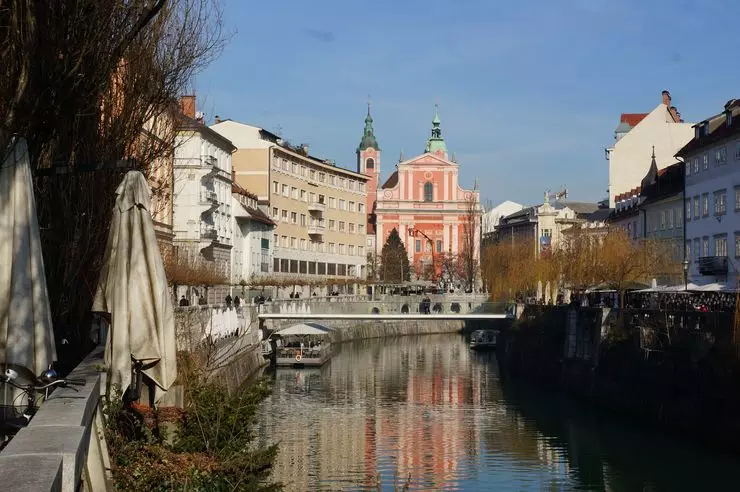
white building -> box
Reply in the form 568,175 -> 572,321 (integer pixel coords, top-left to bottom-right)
482,200 -> 524,239
231,183 -> 275,287
173,96 -> 237,283
606,90 -> 694,207
678,99 -> 740,288
496,198 -> 603,256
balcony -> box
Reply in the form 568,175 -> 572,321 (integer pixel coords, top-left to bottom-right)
201,155 -> 217,168
308,222 -> 325,236
201,226 -> 217,240
308,201 -> 325,213
698,256 -> 728,276
200,190 -> 217,203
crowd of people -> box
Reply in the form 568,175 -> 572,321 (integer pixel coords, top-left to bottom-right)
626,291 -> 736,312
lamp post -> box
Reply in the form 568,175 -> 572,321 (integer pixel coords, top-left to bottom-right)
409,228 -> 436,283
682,259 -> 690,291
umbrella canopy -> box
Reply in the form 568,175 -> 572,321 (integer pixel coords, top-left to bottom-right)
277,323 -> 333,337
93,171 -> 176,400
0,137 -> 57,381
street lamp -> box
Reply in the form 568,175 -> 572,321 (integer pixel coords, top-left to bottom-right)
682,259 -> 690,291
409,228 -> 436,283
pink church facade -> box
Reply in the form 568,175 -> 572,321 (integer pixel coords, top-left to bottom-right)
357,105 -> 481,281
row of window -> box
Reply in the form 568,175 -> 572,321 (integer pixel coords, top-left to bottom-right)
414,239 -> 445,253
273,258 -> 361,277
685,146 -> 740,177
650,206 -> 683,232
270,207 -> 365,233
272,181 -> 366,213
684,188 -> 740,221
272,157 -> 365,193
685,234 -> 735,261
273,234 -> 365,256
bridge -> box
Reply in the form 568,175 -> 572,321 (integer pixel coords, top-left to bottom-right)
258,313 -> 508,321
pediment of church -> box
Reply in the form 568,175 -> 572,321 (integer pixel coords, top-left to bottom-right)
401,152 -> 453,167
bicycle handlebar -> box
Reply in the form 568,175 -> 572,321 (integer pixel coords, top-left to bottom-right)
0,377 -> 86,393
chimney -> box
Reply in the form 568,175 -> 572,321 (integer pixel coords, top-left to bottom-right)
669,106 -> 680,122
180,95 -> 195,119
301,143 -> 309,155
215,115 -> 222,124
661,90 -> 671,107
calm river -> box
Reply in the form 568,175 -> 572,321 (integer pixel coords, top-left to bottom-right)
257,333 -> 737,491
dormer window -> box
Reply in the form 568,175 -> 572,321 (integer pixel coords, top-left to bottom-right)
727,111 -> 733,128
695,126 -> 701,139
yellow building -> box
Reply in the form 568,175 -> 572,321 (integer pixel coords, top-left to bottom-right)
211,120 -> 369,296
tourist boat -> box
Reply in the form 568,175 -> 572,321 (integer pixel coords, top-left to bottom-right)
469,329 -> 499,350
273,323 -> 334,367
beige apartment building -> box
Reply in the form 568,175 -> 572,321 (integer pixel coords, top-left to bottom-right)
211,120 -> 369,295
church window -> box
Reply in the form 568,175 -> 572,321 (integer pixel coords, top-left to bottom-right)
424,182 -> 433,202
366,158 -> 375,169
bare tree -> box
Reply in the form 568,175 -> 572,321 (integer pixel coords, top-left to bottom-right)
459,190 -> 481,292
1,0 -> 228,361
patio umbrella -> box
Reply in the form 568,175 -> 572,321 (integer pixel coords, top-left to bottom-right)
93,171 -> 176,402
0,137 -> 57,384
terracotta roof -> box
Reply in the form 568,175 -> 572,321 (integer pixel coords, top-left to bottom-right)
620,113 -> 648,127
246,206 -> 275,226
231,181 -> 258,201
381,171 -> 398,189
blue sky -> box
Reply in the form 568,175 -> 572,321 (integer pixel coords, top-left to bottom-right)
195,0 -> 740,207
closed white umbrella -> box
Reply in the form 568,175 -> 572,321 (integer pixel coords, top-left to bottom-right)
93,171 -> 176,402
0,137 -> 57,383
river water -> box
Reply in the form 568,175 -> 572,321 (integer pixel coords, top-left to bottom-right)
257,333 -> 737,491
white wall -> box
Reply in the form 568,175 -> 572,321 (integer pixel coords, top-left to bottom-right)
173,130 -> 235,270
608,104 -> 693,207
210,120 -> 273,149
482,201 -> 524,235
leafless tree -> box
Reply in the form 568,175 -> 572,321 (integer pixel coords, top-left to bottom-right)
0,0 -> 228,360
459,190 -> 481,292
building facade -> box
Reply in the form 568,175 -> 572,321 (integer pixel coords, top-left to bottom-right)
639,159 -> 684,265
367,106 -> 481,283
481,200 -> 524,249
606,90 -> 693,207
496,199 -> 603,256
678,99 -> 740,288
231,183 -> 276,286
211,120 -> 369,295
173,96 -> 236,283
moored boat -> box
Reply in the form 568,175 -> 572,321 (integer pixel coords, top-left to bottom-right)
273,323 -> 333,367
469,329 -> 499,350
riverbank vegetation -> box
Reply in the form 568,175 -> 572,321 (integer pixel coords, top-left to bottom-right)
103,356 -> 280,491
483,227 -> 680,306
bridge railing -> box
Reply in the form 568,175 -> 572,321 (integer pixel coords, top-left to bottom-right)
259,297 -> 502,316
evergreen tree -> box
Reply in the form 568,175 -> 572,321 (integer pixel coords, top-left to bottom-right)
380,228 -> 411,283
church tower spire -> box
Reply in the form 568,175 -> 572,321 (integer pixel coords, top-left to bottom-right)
358,102 -> 380,152
425,104 -> 448,159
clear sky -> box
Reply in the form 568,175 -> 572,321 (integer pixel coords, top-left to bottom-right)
195,0 -> 740,207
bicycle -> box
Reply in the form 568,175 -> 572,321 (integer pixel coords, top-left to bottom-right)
0,367 -> 85,449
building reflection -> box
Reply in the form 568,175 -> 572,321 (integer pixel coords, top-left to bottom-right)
258,335 -> 574,491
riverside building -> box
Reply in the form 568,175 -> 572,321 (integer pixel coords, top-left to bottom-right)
211,120 -> 369,296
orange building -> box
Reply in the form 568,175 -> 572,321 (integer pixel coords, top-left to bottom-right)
359,105 -> 481,281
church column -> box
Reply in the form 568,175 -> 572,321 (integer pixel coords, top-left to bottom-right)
398,171 -> 405,200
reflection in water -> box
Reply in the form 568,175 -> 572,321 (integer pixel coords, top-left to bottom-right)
257,334 -> 737,491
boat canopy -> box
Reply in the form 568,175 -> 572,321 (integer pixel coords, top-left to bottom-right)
276,323 -> 333,337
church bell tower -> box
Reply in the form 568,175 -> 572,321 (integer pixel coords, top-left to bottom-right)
357,103 -> 381,237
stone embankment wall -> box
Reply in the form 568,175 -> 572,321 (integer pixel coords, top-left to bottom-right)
171,294 -> 491,387
327,319 -> 466,343
498,304 -> 740,451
